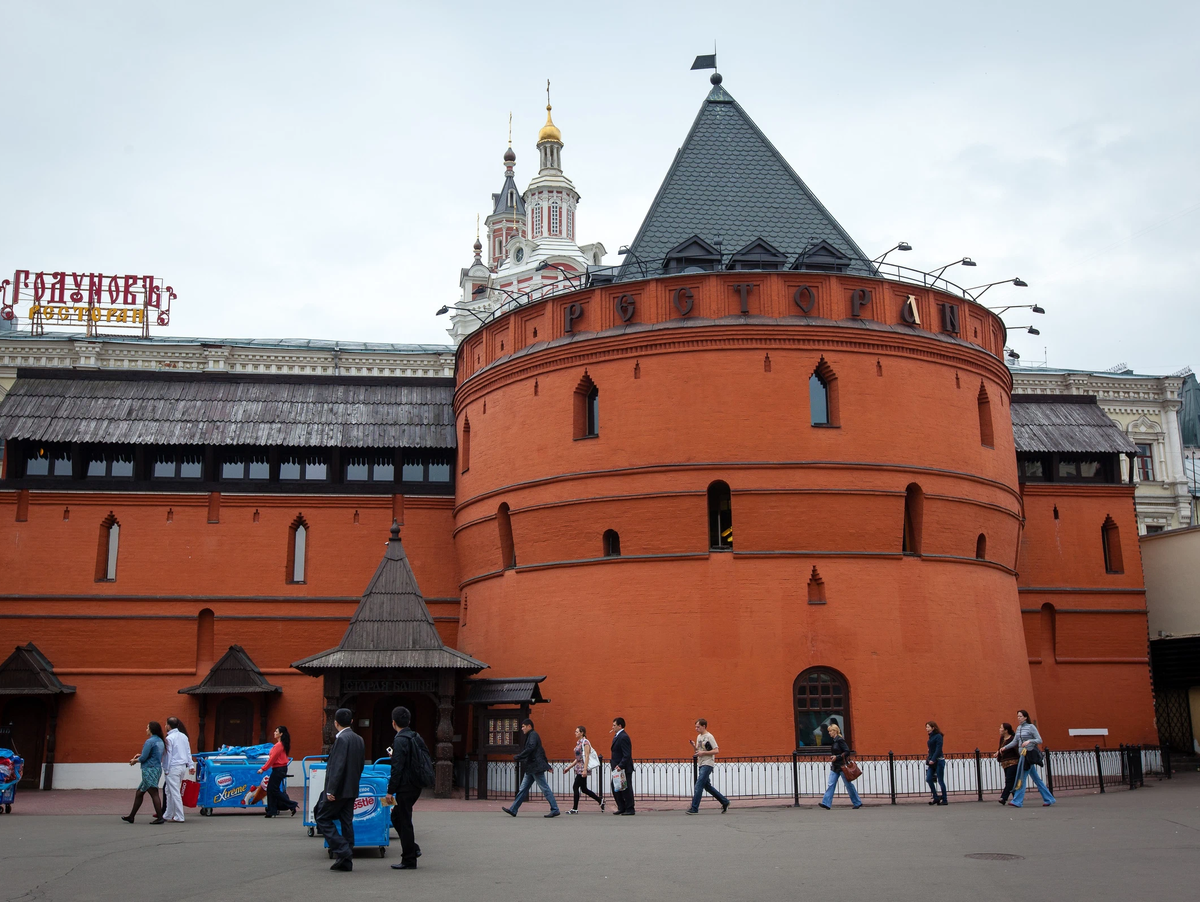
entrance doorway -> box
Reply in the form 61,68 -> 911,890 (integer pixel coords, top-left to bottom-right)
369,695 -> 437,763
2,697 -> 47,788
214,696 -> 254,748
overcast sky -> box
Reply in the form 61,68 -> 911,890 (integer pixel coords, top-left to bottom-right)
3,1 -> 1197,374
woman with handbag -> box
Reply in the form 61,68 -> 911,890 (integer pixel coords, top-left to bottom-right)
818,723 -> 862,810
1002,709 -> 1056,808
925,721 -> 948,805
996,723 -> 1020,805
566,726 -> 605,813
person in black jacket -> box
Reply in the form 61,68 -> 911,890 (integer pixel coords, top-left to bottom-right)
925,721 -> 948,806
316,708 -> 365,871
818,722 -> 861,810
385,706 -> 426,870
503,718 -> 560,818
610,717 -> 635,816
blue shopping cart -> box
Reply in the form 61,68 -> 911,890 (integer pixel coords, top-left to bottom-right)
0,749 -> 24,814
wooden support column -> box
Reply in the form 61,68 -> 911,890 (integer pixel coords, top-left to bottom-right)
321,673 -> 340,755
198,697 -> 208,753
435,671 -> 455,798
43,696 -> 60,790
259,694 -> 269,744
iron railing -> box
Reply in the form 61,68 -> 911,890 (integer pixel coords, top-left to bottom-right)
463,745 -> 1169,804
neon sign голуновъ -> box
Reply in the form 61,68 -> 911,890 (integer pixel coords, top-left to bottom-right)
0,269 -> 176,337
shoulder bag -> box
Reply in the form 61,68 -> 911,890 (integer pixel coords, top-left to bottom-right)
840,758 -> 863,782
585,740 -> 601,772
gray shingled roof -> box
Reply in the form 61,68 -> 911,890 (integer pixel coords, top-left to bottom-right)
0,643 -> 76,695
0,374 -> 456,448
1011,395 -> 1138,454
292,523 -> 486,673
179,645 -> 282,695
462,677 -> 547,705
491,164 -> 527,216
617,81 -> 873,279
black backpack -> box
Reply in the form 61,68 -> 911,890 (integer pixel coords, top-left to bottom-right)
403,732 -> 435,789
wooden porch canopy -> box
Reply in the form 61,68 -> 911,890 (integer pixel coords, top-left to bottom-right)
179,644 -> 281,751
0,643 -> 75,790
291,521 -> 486,796
463,677 -> 549,706
0,643 -> 76,697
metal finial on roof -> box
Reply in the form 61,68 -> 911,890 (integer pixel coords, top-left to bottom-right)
390,519 -> 401,540
710,72 -> 722,85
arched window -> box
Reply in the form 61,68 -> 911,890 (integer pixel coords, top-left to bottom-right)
461,417 -> 471,473
574,373 -> 598,439
978,382 -> 994,447
976,533 -> 987,560
288,514 -> 308,583
809,357 -> 839,426
603,529 -> 621,557
793,668 -> 850,750
497,503 -> 516,569
96,514 -> 119,581
196,608 -> 215,670
1102,515 -> 1123,574
707,481 -> 732,550
902,483 -> 923,556
532,206 -> 543,237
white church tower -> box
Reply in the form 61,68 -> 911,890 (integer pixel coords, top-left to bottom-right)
448,86 -> 605,344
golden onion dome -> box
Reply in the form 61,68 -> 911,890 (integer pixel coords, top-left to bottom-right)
537,104 -> 562,144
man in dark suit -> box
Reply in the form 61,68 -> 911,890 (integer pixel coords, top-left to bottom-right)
385,706 -> 426,870
316,708 -> 365,871
610,717 -> 635,815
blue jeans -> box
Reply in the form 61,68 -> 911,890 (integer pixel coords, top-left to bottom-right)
821,769 -> 861,807
510,770 -> 559,814
926,759 -> 947,803
689,764 -> 729,811
1009,760 -> 1055,807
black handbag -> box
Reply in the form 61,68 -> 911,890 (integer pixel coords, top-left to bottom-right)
1024,746 -> 1043,768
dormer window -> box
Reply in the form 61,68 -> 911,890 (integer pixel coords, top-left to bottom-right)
727,238 -> 787,271
663,236 -> 722,274
791,240 -> 852,273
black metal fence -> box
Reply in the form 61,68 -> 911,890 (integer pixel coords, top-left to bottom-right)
465,745 -> 1169,804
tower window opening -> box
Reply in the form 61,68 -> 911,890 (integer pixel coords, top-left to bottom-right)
603,529 -> 621,557
573,373 -> 599,439
978,382 -> 994,447
461,417 -> 471,473
976,533 -> 987,560
288,515 -> 308,583
1102,515 -> 1124,574
96,514 -> 120,582
497,503 -> 516,569
707,481 -> 733,550
902,483 -> 924,556
810,358 -> 840,426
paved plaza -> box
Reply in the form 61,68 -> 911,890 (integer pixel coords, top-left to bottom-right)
2,776 -> 1198,902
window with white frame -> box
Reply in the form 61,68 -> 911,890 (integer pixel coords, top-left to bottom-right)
1136,443 -> 1155,481
532,206 -> 543,237
550,203 -> 560,235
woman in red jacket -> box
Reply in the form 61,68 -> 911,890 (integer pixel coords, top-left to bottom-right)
259,726 -> 298,817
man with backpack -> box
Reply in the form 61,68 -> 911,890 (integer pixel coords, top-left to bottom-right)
385,706 -> 434,870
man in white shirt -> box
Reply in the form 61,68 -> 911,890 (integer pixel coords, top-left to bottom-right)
687,718 -> 730,814
162,716 -> 194,823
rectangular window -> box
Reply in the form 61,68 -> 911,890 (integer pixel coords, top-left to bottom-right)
346,455 -> 369,482
86,450 -> 135,478
179,452 -> 203,479
402,459 -> 426,482
1020,458 -> 1045,481
248,454 -> 269,480
280,451 -> 329,481
304,454 -> 327,481
111,453 -> 134,478
87,457 -> 107,477
153,452 -> 176,478
25,447 -> 50,476
345,452 -> 395,483
222,455 -> 245,480
1057,459 -> 1079,479
52,451 -> 72,476
1136,443 -> 1155,481
372,456 -> 394,482
428,461 -> 451,483
280,455 -> 302,481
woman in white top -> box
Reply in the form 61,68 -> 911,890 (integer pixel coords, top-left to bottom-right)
162,717 -> 194,823
566,726 -> 604,813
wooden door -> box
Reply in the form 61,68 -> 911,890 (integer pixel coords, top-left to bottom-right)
214,696 -> 254,748
2,697 -> 47,788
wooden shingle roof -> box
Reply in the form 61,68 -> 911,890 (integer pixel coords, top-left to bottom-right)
179,645 -> 282,695
0,643 -> 76,696
292,522 -> 486,673
1010,395 -> 1138,455
0,370 -> 456,448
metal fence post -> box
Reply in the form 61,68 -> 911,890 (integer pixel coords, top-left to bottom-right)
1044,748 -> 1054,795
792,751 -> 800,807
1162,743 -> 1172,779
974,749 -> 983,801
1094,745 -> 1105,793
888,751 -> 896,805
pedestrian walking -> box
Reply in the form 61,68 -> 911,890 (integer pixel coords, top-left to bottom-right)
162,717 -> 194,823
818,723 -> 862,810
609,717 -> 635,816
121,722 -> 166,824
258,726 -> 298,817
1003,709 -> 1056,808
385,706 -> 427,870
925,721 -> 947,806
687,718 -> 730,815
566,726 -> 604,814
503,718 -> 560,818
316,708 -> 365,871
996,723 -> 1020,805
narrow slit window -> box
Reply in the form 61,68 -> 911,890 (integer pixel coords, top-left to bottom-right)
809,358 -> 839,426
574,373 -> 599,439
1102,515 -> 1124,574
497,503 -> 516,569
461,418 -> 471,473
707,481 -> 733,550
96,515 -> 120,581
976,533 -> 987,560
288,516 -> 308,583
902,483 -> 924,556
603,529 -> 621,557
978,383 -> 994,447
